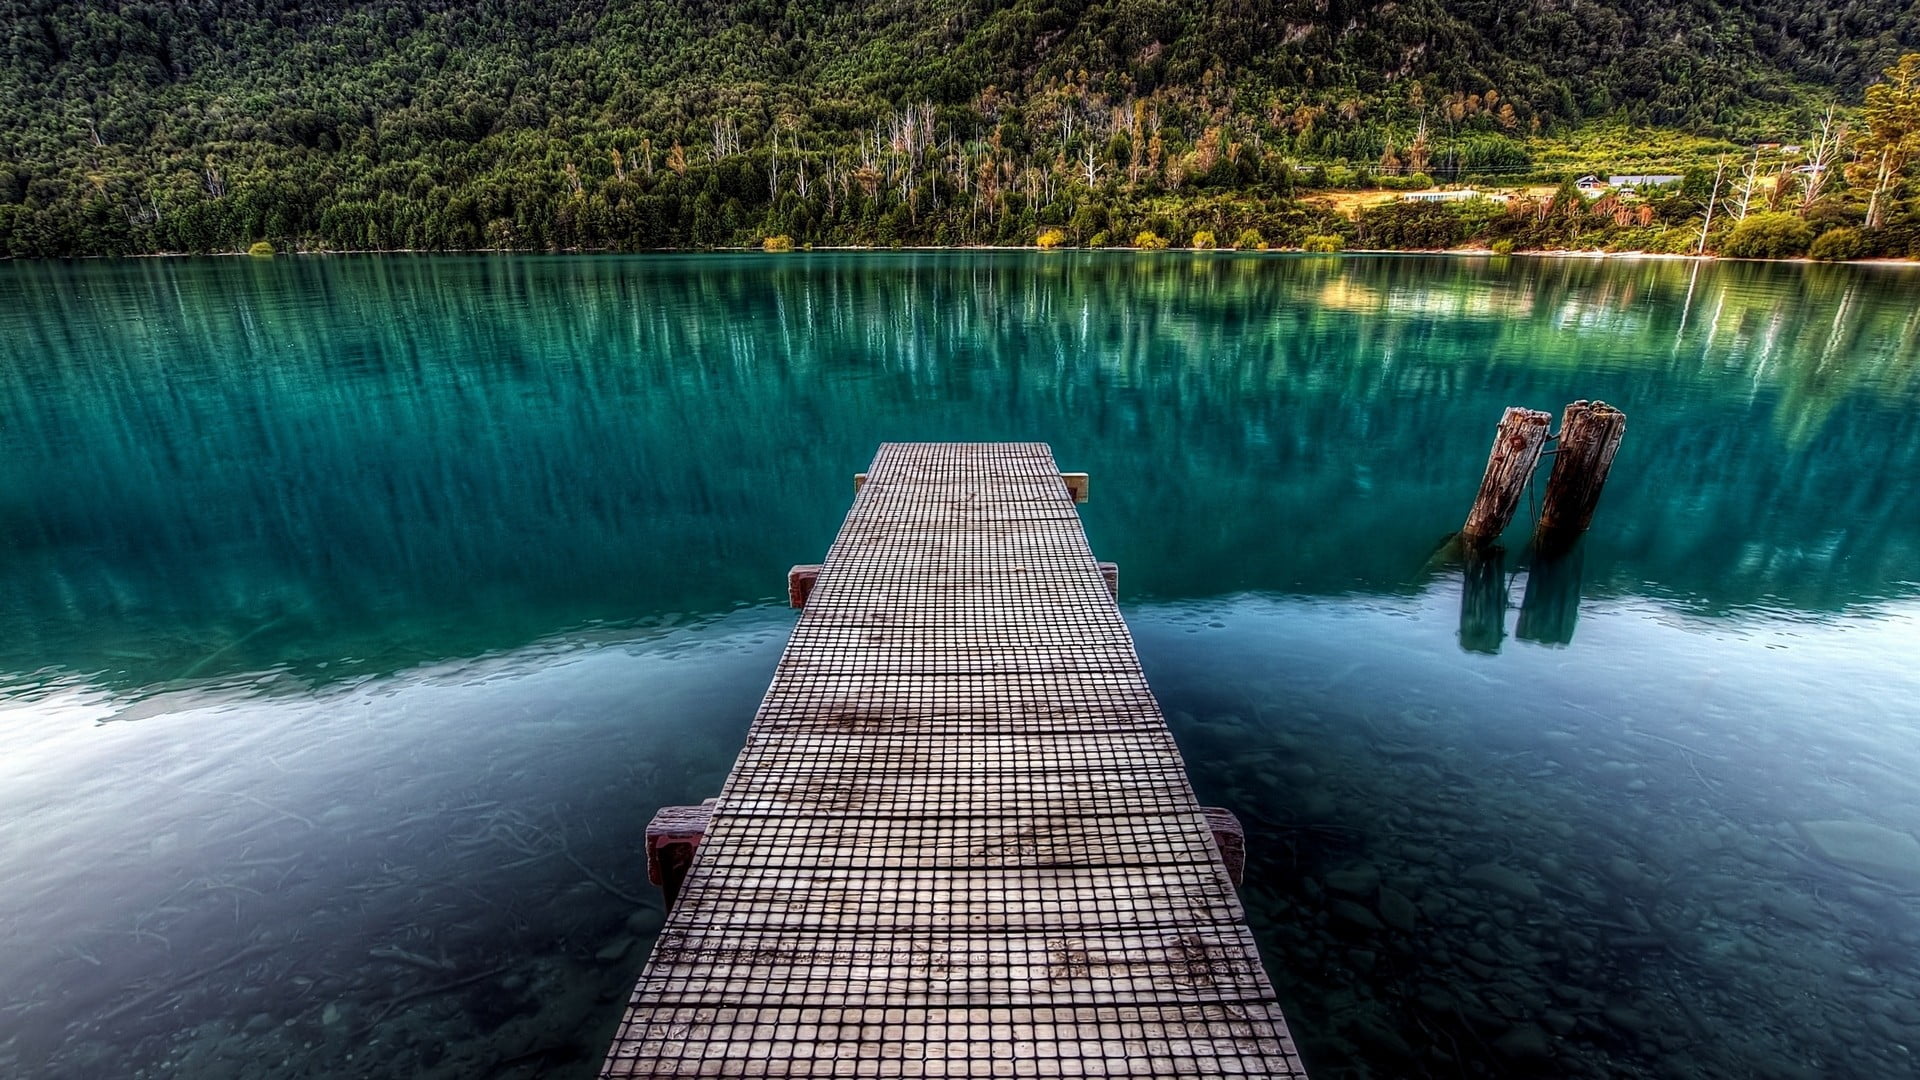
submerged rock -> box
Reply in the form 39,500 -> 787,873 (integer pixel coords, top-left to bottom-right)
1463,862 -> 1541,901
1331,900 -> 1384,931
1607,856 -> 1645,886
1795,820 -> 1920,890
1325,866 -> 1380,896
595,936 -> 635,963
1378,888 -> 1419,933
626,908 -> 665,936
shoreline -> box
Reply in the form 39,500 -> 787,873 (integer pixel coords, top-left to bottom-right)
32,245 -> 1916,266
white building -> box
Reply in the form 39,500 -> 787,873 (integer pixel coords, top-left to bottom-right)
1401,189 -> 1510,204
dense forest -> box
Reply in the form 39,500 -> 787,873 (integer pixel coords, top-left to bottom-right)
1,1 -> 1918,256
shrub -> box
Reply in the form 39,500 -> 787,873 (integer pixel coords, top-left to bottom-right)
761,234 -> 794,252
1490,238 -> 1515,255
1068,203 -> 1107,237
247,240 -> 275,258
1036,228 -> 1067,249
1720,213 -> 1813,259
1191,229 -> 1217,249
1235,228 -> 1268,250
1355,201 -> 1467,249
1086,230 -> 1111,248
1375,172 -> 1436,192
1301,234 -> 1344,253
1810,227 -> 1869,262
1134,230 -> 1168,250
1650,226 -> 1702,254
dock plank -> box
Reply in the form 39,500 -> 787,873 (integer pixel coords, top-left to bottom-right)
602,442 -> 1308,1078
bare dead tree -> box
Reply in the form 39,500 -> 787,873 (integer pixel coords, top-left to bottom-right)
1731,148 -> 1761,222
1697,156 -> 1727,254
1800,106 -> 1847,213
711,117 -> 739,159
768,126 -> 781,201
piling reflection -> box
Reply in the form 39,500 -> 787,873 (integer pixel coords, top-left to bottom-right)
1518,543 -> 1587,646
2,253 -> 1918,690
1458,550 -> 1511,655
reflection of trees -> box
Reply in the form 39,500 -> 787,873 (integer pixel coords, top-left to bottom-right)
1,254 -> 1915,686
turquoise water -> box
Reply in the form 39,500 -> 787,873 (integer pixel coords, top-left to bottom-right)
1,252 -> 1917,1079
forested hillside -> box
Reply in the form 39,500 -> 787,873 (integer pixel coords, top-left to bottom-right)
1,0 -> 1917,255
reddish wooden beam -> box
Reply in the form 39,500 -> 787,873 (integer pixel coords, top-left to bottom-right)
1200,806 -> 1247,886
645,800 -> 715,910
788,564 -> 822,608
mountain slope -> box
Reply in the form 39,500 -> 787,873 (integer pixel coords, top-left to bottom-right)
0,0 -> 1915,254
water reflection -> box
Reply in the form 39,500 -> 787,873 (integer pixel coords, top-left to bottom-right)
2,254 -> 1918,692
1457,550 -> 1511,655
1518,545 -> 1586,646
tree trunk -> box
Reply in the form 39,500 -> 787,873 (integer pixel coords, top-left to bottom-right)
1460,407 -> 1553,548
1867,147 -> 1894,230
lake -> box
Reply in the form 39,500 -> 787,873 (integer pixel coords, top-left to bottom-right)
2,251 -> 1918,1080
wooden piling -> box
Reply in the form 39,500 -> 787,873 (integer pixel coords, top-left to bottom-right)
1536,400 -> 1626,548
1461,407 -> 1553,548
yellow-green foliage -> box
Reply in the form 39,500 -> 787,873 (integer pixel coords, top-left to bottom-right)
761,234 -> 794,252
247,241 -> 275,257
1234,228 -> 1267,250
1810,227 -> 1869,261
1134,231 -> 1168,250
1527,119 -> 1746,175
1191,229 -> 1217,249
1036,228 -> 1067,249
1720,213 -> 1814,258
1301,234 -> 1344,253
1651,226 -> 1703,254
1490,238 -> 1516,255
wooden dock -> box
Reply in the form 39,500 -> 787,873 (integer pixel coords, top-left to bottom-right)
602,442 -> 1309,1078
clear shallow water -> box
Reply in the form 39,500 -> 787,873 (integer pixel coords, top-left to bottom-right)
1,252 -> 1917,1079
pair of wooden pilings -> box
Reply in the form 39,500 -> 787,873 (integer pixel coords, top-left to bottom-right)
1461,400 -> 1626,553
